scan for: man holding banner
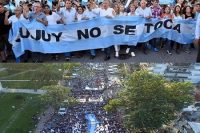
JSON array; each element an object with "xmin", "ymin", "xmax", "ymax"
[
  {"xmin": 99, "ymin": 0, "xmax": 115, "ymax": 61},
  {"xmin": 135, "ymin": 0, "xmax": 152, "ymax": 54},
  {"xmin": 24, "ymin": 2, "xmax": 48, "ymax": 62},
  {"xmin": 58, "ymin": 0, "xmax": 76, "ymax": 61}
]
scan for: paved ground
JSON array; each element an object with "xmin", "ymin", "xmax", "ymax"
[
  {"xmin": 6, "ymin": 46, "xmax": 199, "ymax": 63},
  {"xmin": 0, "ymin": 69, "xmax": 36, "ymax": 79},
  {"xmin": 0, "ymin": 88, "xmax": 46, "ymax": 94},
  {"xmin": 35, "ymin": 107, "xmax": 54, "ymax": 133}
]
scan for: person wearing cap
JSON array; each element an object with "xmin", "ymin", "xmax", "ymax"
[{"xmin": 194, "ymin": 12, "xmax": 200, "ymax": 62}]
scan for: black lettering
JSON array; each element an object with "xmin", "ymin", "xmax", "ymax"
[
  {"xmin": 113, "ymin": 25, "xmax": 124, "ymax": 34},
  {"xmin": 42, "ymin": 30, "xmax": 51, "ymax": 41},
  {"xmin": 52, "ymin": 32, "xmax": 62, "ymax": 42},
  {"xmin": 154, "ymin": 21, "xmax": 162, "ymax": 30},
  {"xmin": 19, "ymin": 27, "xmax": 30, "ymax": 38},
  {"xmin": 90, "ymin": 27, "xmax": 101, "ymax": 38},
  {"xmin": 173, "ymin": 24, "xmax": 180, "ymax": 33},
  {"xmin": 145, "ymin": 23, "xmax": 154, "ymax": 33},
  {"xmin": 125, "ymin": 25, "xmax": 136, "ymax": 35},
  {"xmin": 164, "ymin": 19, "xmax": 172, "ymax": 29},
  {"xmin": 30, "ymin": 30, "xmax": 41, "ymax": 40},
  {"xmin": 77, "ymin": 29, "xmax": 89, "ymax": 40}
]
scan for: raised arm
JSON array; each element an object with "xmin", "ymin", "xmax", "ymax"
[{"xmin": 4, "ymin": 11, "xmax": 10, "ymax": 25}]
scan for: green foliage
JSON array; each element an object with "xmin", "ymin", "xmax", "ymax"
[
  {"xmin": 104, "ymin": 70, "xmax": 194, "ymax": 131},
  {"xmin": 40, "ymin": 85, "xmax": 75, "ymax": 109},
  {"xmin": 62, "ymin": 63, "xmax": 81, "ymax": 72},
  {"xmin": 104, "ymin": 99, "xmax": 121, "ymax": 112}
]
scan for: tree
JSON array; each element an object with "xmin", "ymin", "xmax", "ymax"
[
  {"xmin": 40, "ymin": 85, "xmax": 76, "ymax": 109},
  {"xmin": 118, "ymin": 63, "xmax": 141, "ymax": 79},
  {"xmin": 31, "ymin": 63, "xmax": 80, "ymax": 89},
  {"xmin": 104, "ymin": 70, "xmax": 194, "ymax": 132}
]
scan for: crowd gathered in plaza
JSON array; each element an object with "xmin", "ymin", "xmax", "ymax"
[
  {"xmin": 0, "ymin": 0, "xmax": 200, "ymax": 62},
  {"xmin": 41, "ymin": 102, "xmax": 127, "ymax": 133},
  {"xmin": 40, "ymin": 71, "xmax": 127, "ymax": 133}
]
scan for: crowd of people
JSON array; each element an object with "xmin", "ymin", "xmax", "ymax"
[
  {"xmin": 40, "ymin": 68, "xmax": 127, "ymax": 133},
  {"xmin": 0, "ymin": 0, "xmax": 200, "ymax": 62},
  {"xmin": 41, "ymin": 102, "xmax": 127, "ymax": 133}
]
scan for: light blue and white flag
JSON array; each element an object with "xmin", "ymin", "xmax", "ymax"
[
  {"xmin": 9, "ymin": 16, "xmax": 196, "ymax": 58},
  {"xmin": 47, "ymin": 0, "xmax": 52, "ymax": 10},
  {"xmin": 4, "ymin": 2, "xmax": 16, "ymax": 12}
]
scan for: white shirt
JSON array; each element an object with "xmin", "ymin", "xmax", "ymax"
[
  {"xmin": 119, "ymin": 12, "xmax": 127, "ymax": 16},
  {"xmin": 84, "ymin": 9, "xmax": 99, "ymax": 19},
  {"xmin": 173, "ymin": 14, "xmax": 182, "ymax": 20},
  {"xmin": 128, "ymin": 12, "xmax": 135, "ymax": 16},
  {"xmin": 99, "ymin": 7, "xmax": 115, "ymax": 18},
  {"xmin": 76, "ymin": 13, "xmax": 86, "ymax": 21},
  {"xmin": 46, "ymin": 12, "xmax": 61, "ymax": 25},
  {"xmin": 195, "ymin": 14, "xmax": 200, "ymax": 39},
  {"xmin": 135, "ymin": 7, "xmax": 152, "ymax": 17},
  {"xmin": 8, "ymin": 14, "xmax": 25, "ymax": 24},
  {"xmin": 59, "ymin": 7, "xmax": 76, "ymax": 24},
  {"xmin": 91, "ymin": 8, "xmax": 101, "ymax": 17}
]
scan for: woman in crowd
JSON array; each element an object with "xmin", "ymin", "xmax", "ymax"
[
  {"xmin": 113, "ymin": 3, "xmax": 119, "ymax": 15},
  {"xmin": 161, "ymin": 6, "xmax": 173, "ymax": 55},
  {"xmin": 44, "ymin": 4, "xmax": 62, "ymax": 26},
  {"xmin": 119, "ymin": 4, "xmax": 127, "ymax": 16},
  {"xmin": 74, "ymin": 5, "xmax": 88, "ymax": 58},
  {"xmin": 126, "ymin": 4, "xmax": 136, "ymax": 57},
  {"xmin": 44, "ymin": 4, "xmax": 63, "ymax": 61},
  {"xmin": 76, "ymin": 5, "xmax": 86, "ymax": 21},
  {"xmin": 182, "ymin": 5, "xmax": 194, "ymax": 53},
  {"xmin": 182, "ymin": 5, "xmax": 194, "ymax": 19},
  {"xmin": 113, "ymin": 3, "xmax": 121, "ymax": 58},
  {"xmin": 128, "ymin": 4, "xmax": 136, "ymax": 16},
  {"xmin": 150, "ymin": 0, "xmax": 162, "ymax": 52},
  {"xmin": 172, "ymin": 5, "xmax": 182, "ymax": 54},
  {"xmin": 161, "ymin": 6, "xmax": 173, "ymax": 19}
]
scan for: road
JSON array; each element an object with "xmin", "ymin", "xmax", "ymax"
[
  {"xmin": 6, "ymin": 46, "xmax": 199, "ymax": 63},
  {"xmin": 0, "ymin": 88, "xmax": 46, "ymax": 94}
]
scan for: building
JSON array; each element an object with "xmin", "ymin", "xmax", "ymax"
[
  {"xmin": 187, "ymin": 64, "xmax": 200, "ymax": 84},
  {"xmin": 148, "ymin": 63, "xmax": 200, "ymax": 84}
]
